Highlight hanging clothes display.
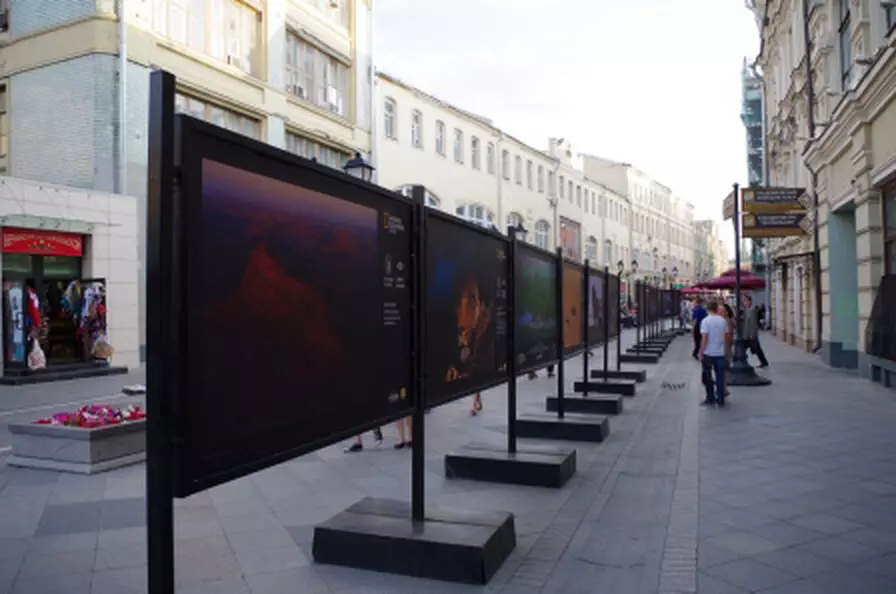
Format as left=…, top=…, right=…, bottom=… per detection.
left=80, top=282, right=112, bottom=360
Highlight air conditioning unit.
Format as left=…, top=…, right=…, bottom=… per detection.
left=881, top=0, right=896, bottom=8
left=226, top=55, right=243, bottom=69
left=325, top=85, right=338, bottom=105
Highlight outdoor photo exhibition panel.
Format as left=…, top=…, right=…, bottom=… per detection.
left=608, top=274, right=620, bottom=339
left=562, top=261, right=586, bottom=356
left=586, top=267, right=606, bottom=347
left=169, top=116, right=416, bottom=497
left=514, top=243, right=559, bottom=375
left=424, top=211, right=509, bottom=408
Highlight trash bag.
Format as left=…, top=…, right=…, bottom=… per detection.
left=27, top=341, right=47, bottom=370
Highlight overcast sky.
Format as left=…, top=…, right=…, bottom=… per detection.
left=374, top=0, right=761, bottom=251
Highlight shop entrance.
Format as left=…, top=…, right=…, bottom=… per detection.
left=1, top=228, right=106, bottom=370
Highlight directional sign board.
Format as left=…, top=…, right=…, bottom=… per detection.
left=742, top=213, right=807, bottom=238
left=741, top=187, right=807, bottom=214
left=723, top=192, right=735, bottom=220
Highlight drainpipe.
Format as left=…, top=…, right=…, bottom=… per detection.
left=802, top=0, right=823, bottom=352
left=368, top=0, right=377, bottom=183
left=495, top=131, right=504, bottom=230
left=118, top=0, right=128, bottom=196
left=550, top=161, right=561, bottom=249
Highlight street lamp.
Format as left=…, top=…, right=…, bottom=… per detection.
left=616, top=259, right=625, bottom=275
left=343, top=152, right=375, bottom=182
left=507, top=222, right=528, bottom=241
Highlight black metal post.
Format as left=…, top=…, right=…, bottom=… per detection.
left=555, top=248, right=565, bottom=418
left=410, top=185, right=427, bottom=521
left=616, top=275, right=622, bottom=371
left=728, top=182, right=771, bottom=386
left=602, top=266, right=610, bottom=381
left=506, top=228, right=518, bottom=454
left=635, top=280, right=641, bottom=347
left=581, top=262, right=590, bottom=396
left=146, top=69, right=176, bottom=594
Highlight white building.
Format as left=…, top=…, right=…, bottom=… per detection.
left=376, top=73, right=633, bottom=277
left=581, top=157, right=696, bottom=286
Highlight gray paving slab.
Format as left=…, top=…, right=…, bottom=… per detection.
left=2, top=331, right=896, bottom=592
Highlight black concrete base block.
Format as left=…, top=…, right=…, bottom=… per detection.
left=573, top=380, right=636, bottom=396
left=445, top=443, right=576, bottom=488
left=546, top=394, right=624, bottom=414
left=516, top=412, right=610, bottom=442
left=312, top=497, right=516, bottom=585
left=619, top=353, right=660, bottom=364
left=727, top=362, right=773, bottom=386
left=627, top=346, right=664, bottom=355
left=590, top=369, right=647, bottom=383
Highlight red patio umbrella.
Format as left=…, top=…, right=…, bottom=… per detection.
left=702, top=273, right=766, bottom=290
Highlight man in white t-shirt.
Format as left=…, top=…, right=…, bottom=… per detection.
left=699, top=301, right=731, bottom=407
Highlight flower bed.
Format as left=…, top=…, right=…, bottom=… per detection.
left=9, top=403, right=147, bottom=474
left=34, top=404, right=146, bottom=428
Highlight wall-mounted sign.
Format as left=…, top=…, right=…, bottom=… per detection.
left=742, top=213, right=807, bottom=238
left=1, top=228, right=84, bottom=257
left=741, top=187, right=807, bottom=214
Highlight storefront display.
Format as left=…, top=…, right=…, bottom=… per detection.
left=1, top=228, right=112, bottom=370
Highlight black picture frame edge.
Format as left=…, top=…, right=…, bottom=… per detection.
left=514, top=242, right=560, bottom=376
left=170, top=114, right=417, bottom=498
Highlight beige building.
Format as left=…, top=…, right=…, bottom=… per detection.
left=752, top=0, right=896, bottom=384
left=692, top=220, right=727, bottom=281
left=0, top=0, right=375, bottom=361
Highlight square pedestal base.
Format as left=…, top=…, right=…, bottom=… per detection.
left=590, top=369, right=647, bottom=383
left=573, top=380, right=636, bottom=396
left=313, top=497, right=516, bottom=584
left=546, top=394, right=624, bottom=415
left=619, top=353, right=660, bottom=364
left=445, top=443, right=576, bottom=488
left=515, top=412, right=610, bottom=442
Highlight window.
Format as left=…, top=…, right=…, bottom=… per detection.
left=299, top=0, right=350, bottom=28
left=0, top=84, right=7, bottom=171
left=559, top=176, right=565, bottom=199
left=154, top=0, right=262, bottom=77
left=435, top=121, right=446, bottom=156
left=526, top=160, right=533, bottom=189
left=383, top=98, right=397, bottom=139
left=506, top=212, right=524, bottom=236
left=453, top=129, right=464, bottom=163
left=175, top=93, right=262, bottom=139
left=535, top=220, right=550, bottom=249
left=537, top=166, right=545, bottom=193
left=604, top=240, right=613, bottom=265
left=456, top=204, right=494, bottom=228
left=487, top=142, right=496, bottom=174
left=887, top=4, right=895, bottom=32
left=471, top=136, right=481, bottom=170
left=591, top=193, right=596, bottom=214
left=502, top=150, right=510, bottom=180
left=514, top=156, right=522, bottom=185
left=285, top=131, right=350, bottom=169
left=838, top=0, right=852, bottom=90
left=576, top=185, right=582, bottom=208
left=585, top=236, right=598, bottom=262
left=410, top=110, right=423, bottom=148
left=885, top=183, right=896, bottom=274
left=548, top=171, right=556, bottom=195
left=568, top=181, right=574, bottom=202
left=285, top=33, right=349, bottom=116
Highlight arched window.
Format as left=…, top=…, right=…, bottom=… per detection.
left=395, top=185, right=442, bottom=208
left=604, top=239, right=613, bottom=265
left=585, top=236, right=598, bottom=262
left=410, top=109, right=423, bottom=148
left=534, top=220, right=550, bottom=249
left=506, top=212, right=525, bottom=239
left=456, top=204, right=495, bottom=228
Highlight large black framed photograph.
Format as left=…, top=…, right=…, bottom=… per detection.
left=586, top=269, right=605, bottom=346
left=425, top=212, right=508, bottom=407
left=170, top=116, right=415, bottom=496
left=608, top=274, right=620, bottom=339
left=562, top=261, right=585, bottom=355
left=514, top=243, right=558, bottom=374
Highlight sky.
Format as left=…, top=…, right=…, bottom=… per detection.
left=374, top=0, right=761, bottom=255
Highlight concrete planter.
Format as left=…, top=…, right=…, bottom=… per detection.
left=8, top=419, right=146, bottom=474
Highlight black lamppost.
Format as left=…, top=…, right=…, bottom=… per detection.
left=509, top=222, right=528, bottom=241
left=343, top=152, right=375, bottom=182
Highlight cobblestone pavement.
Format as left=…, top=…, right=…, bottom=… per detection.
left=0, top=331, right=894, bottom=593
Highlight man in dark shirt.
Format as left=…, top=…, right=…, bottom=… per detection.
left=691, top=296, right=707, bottom=359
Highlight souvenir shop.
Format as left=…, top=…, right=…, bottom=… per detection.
left=1, top=227, right=112, bottom=375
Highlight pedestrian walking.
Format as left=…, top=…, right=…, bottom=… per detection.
left=743, top=295, right=769, bottom=367
left=344, top=426, right=384, bottom=453
left=469, top=392, right=482, bottom=416
left=698, top=301, right=730, bottom=407
left=691, top=296, right=707, bottom=359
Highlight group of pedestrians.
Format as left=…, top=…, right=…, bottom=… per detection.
left=691, top=293, right=768, bottom=407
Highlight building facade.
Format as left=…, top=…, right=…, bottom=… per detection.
left=581, top=156, right=696, bottom=286
left=0, top=0, right=375, bottom=359
left=742, top=58, right=771, bottom=306
left=692, top=220, right=727, bottom=282
left=753, top=0, right=896, bottom=384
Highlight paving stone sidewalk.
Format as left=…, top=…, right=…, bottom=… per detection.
left=1, top=329, right=893, bottom=593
